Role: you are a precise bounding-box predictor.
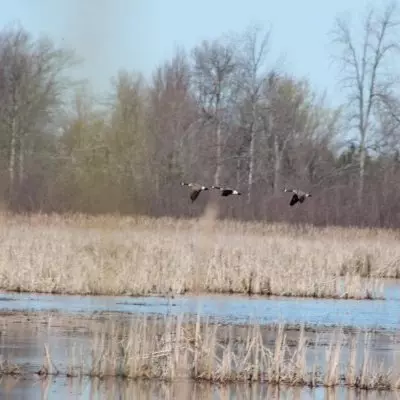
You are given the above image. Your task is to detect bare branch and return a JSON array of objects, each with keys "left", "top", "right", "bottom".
[{"left": 331, "top": 3, "right": 400, "bottom": 205}]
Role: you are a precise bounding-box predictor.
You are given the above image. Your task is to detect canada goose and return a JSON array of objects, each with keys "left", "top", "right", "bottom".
[
  {"left": 211, "top": 186, "right": 241, "bottom": 197},
  {"left": 284, "top": 188, "right": 312, "bottom": 206},
  {"left": 181, "top": 182, "right": 209, "bottom": 202}
]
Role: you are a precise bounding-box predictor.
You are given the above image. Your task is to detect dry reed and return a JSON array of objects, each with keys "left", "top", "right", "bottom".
[
  {"left": 59, "top": 316, "right": 400, "bottom": 390},
  {"left": 0, "top": 210, "right": 397, "bottom": 298},
  {"left": 0, "top": 313, "right": 399, "bottom": 391}
]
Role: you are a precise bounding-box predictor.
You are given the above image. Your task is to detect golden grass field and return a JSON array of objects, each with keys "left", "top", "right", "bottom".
[{"left": 0, "top": 207, "right": 398, "bottom": 298}]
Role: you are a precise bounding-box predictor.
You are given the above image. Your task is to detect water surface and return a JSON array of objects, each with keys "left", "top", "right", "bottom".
[
  {"left": 1, "top": 281, "right": 400, "bottom": 398},
  {"left": 0, "top": 377, "right": 398, "bottom": 400},
  {"left": 0, "top": 280, "right": 399, "bottom": 330}
]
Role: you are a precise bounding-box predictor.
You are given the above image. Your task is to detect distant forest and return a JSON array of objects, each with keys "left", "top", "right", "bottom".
[{"left": 1, "top": 3, "right": 400, "bottom": 228}]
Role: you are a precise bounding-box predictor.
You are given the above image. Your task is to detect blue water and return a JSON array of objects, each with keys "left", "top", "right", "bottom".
[{"left": 0, "top": 280, "right": 399, "bottom": 330}]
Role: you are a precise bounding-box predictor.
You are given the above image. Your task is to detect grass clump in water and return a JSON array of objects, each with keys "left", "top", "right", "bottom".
[{"left": 1, "top": 313, "right": 399, "bottom": 391}]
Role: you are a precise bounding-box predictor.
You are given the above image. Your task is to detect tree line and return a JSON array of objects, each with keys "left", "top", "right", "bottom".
[{"left": 1, "top": 3, "right": 400, "bottom": 228}]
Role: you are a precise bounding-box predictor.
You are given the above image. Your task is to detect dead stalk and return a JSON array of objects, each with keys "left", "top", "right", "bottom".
[{"left": 0, "top": 213, "right": 395, "bottom": 299}]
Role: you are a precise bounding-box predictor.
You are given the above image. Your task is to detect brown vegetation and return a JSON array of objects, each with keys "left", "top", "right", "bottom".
[
  {"left": 0, "top": 5, "right": 399, "bottom": 228},
  {"left": 0, "top": 312, "right": 399, "bottom": 391},
  {"left": 0, "top": 212, "right": 397, "bottom": 298}
]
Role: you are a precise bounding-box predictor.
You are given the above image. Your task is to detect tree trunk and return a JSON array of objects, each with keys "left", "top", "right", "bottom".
[
  {"left": 358, "top": 137, "right": 366, "bottom": 208},
  {"left": 270, "top": 112, "right": 281, "bottom": 196},
  {"left": 273, "top": 132, "right": 281, "bottom": 196},
  {"left": 236, "top": 157, "right": 241, "bottom": 189},
  {"left": 247, "top": 106, "right": 257, "bottom": 204},
  {"left": 19, "top": 135, "right": 25, "bottom": 186},
  {"left": 214, "top": 119, "right": 222, "bottom": 186},
  {"left": 8, "top": 118, "right": 17, "bottom": 204}
]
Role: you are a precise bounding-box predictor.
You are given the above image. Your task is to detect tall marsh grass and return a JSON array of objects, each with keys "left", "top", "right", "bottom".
[
  {"left": 1, "top": 313, "right": 399, "bottom": 390},
  {"left": 78, "top": 315, "right": 400, "bottom": 390},
  {"left": 0, "top": 210, "right": 398, "bottom": 298}
]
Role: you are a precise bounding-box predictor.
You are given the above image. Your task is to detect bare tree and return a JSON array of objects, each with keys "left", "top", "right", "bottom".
[
  {"left": 261, "top": 75, "right": 308, "bottom": 196},
  {"left": 235, "top": 24, "right": 271, "bottom": 204},
  {"left": 148, "top": 49, "right": 201, "bottom": 213},
  {"left": 107, "top": 70, "right": 150, "bottom": 212},
  {"left": 191, "top": 38, "right": 237, "bottom": 186},
  {"left": 3, "top": 20, "right": 400, "bottom": 226},
  {"left": 332, "top": 2, "right": 400, "bottom": 207},
  {"left": 57, "top": 85, "right": 110, "bottom": 212},
  {"left": 0, "top": 24, "right": 76, "bottom": 205}
]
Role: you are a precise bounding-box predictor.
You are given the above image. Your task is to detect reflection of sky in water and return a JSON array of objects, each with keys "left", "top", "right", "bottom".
[
  {"left": 0, "top": 281, "right": 399, "bottom": 330},
  {"left": 0, "top": 283, "right": 399, "bottom": 399},
  {"left": 0, "top": 377, "right": 396, "bottom": 400}
]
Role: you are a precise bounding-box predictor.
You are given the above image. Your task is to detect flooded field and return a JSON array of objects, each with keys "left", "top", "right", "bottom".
[
  {"left": 0, "top": 310, "right": 399, "bottom": 373},
  {"left": 0, "top": 281, "right": 399, "bottom": 398},
  {"left": 0, "top": 301, "right": 399, "bottom": 397},
  {"left": 0, "top": 279, "right": 399, "bottom": 330}
]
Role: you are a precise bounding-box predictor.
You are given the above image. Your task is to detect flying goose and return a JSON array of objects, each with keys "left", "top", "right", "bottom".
[
  {"left": 211, "top": 186, "right": 242, "bottom": 197},
  {"left": 181, "top": 182, "right": 209, "bottom": 202},
  {"left": 284, "top": 188, "right": 312, "bottom": 206}
]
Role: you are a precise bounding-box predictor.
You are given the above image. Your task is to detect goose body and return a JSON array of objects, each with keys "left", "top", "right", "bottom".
[
  {"left": 284, "top": 188, "right": 312, "bottom": 206},
  {"left": 211, "top": 186, "right": 241, "bottom": 197},
  {"left": 181, "top": 182, "right": 209, "bottom": 202}
]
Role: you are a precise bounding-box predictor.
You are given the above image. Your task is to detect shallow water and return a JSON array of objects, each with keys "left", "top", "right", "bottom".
[
  {"left": 0, "top": 280, "right": 399, "bottom": 330},
  {"left": 0, "top": 309, "right": 399, "bottom": 383},
  {"left": 0, "top": 281, "right": 400, "bottom": 398},
  {"left": 0, "top": 377, "right": 398, "bottom": 400}
]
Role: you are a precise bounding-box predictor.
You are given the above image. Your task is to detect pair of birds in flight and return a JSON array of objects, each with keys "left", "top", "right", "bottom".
[
  {"left": 181, "top": 182, "right": 312, "bottom": 206},
  {"left": 181, "top": 182, "right": 241, "bottom": 203}
]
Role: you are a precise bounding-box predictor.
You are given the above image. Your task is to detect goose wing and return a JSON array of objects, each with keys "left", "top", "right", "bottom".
[
  {"left": 290, "top": 194, "right": 299, "bottom": 206},
  {"left": 190, "top": 189, "right": 201, "bottom": 202},
  {"left": 221, "top": 189, "right": 233, "bottom": 196}
]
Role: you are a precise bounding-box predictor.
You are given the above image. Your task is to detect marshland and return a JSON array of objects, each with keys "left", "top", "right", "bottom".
[
  {"left": 0, "top": 212, "right": 397, "bottom": 299},
  {"left": 3, "top": 0, "right": 400, "bottom": 398},
  {"left": 0, "top": 212, "right": 400, "bottom": 399}
]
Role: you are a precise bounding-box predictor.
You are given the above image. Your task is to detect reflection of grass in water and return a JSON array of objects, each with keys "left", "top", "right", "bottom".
[
  {"left": 2, "top": 375, "right": 392, "bottom": 399},
  {"left": 0, "top": 313, "right": 399, "bottom": 391},
  {"left": 0, "top": 212, "right": 399, "bottom": 298}
]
